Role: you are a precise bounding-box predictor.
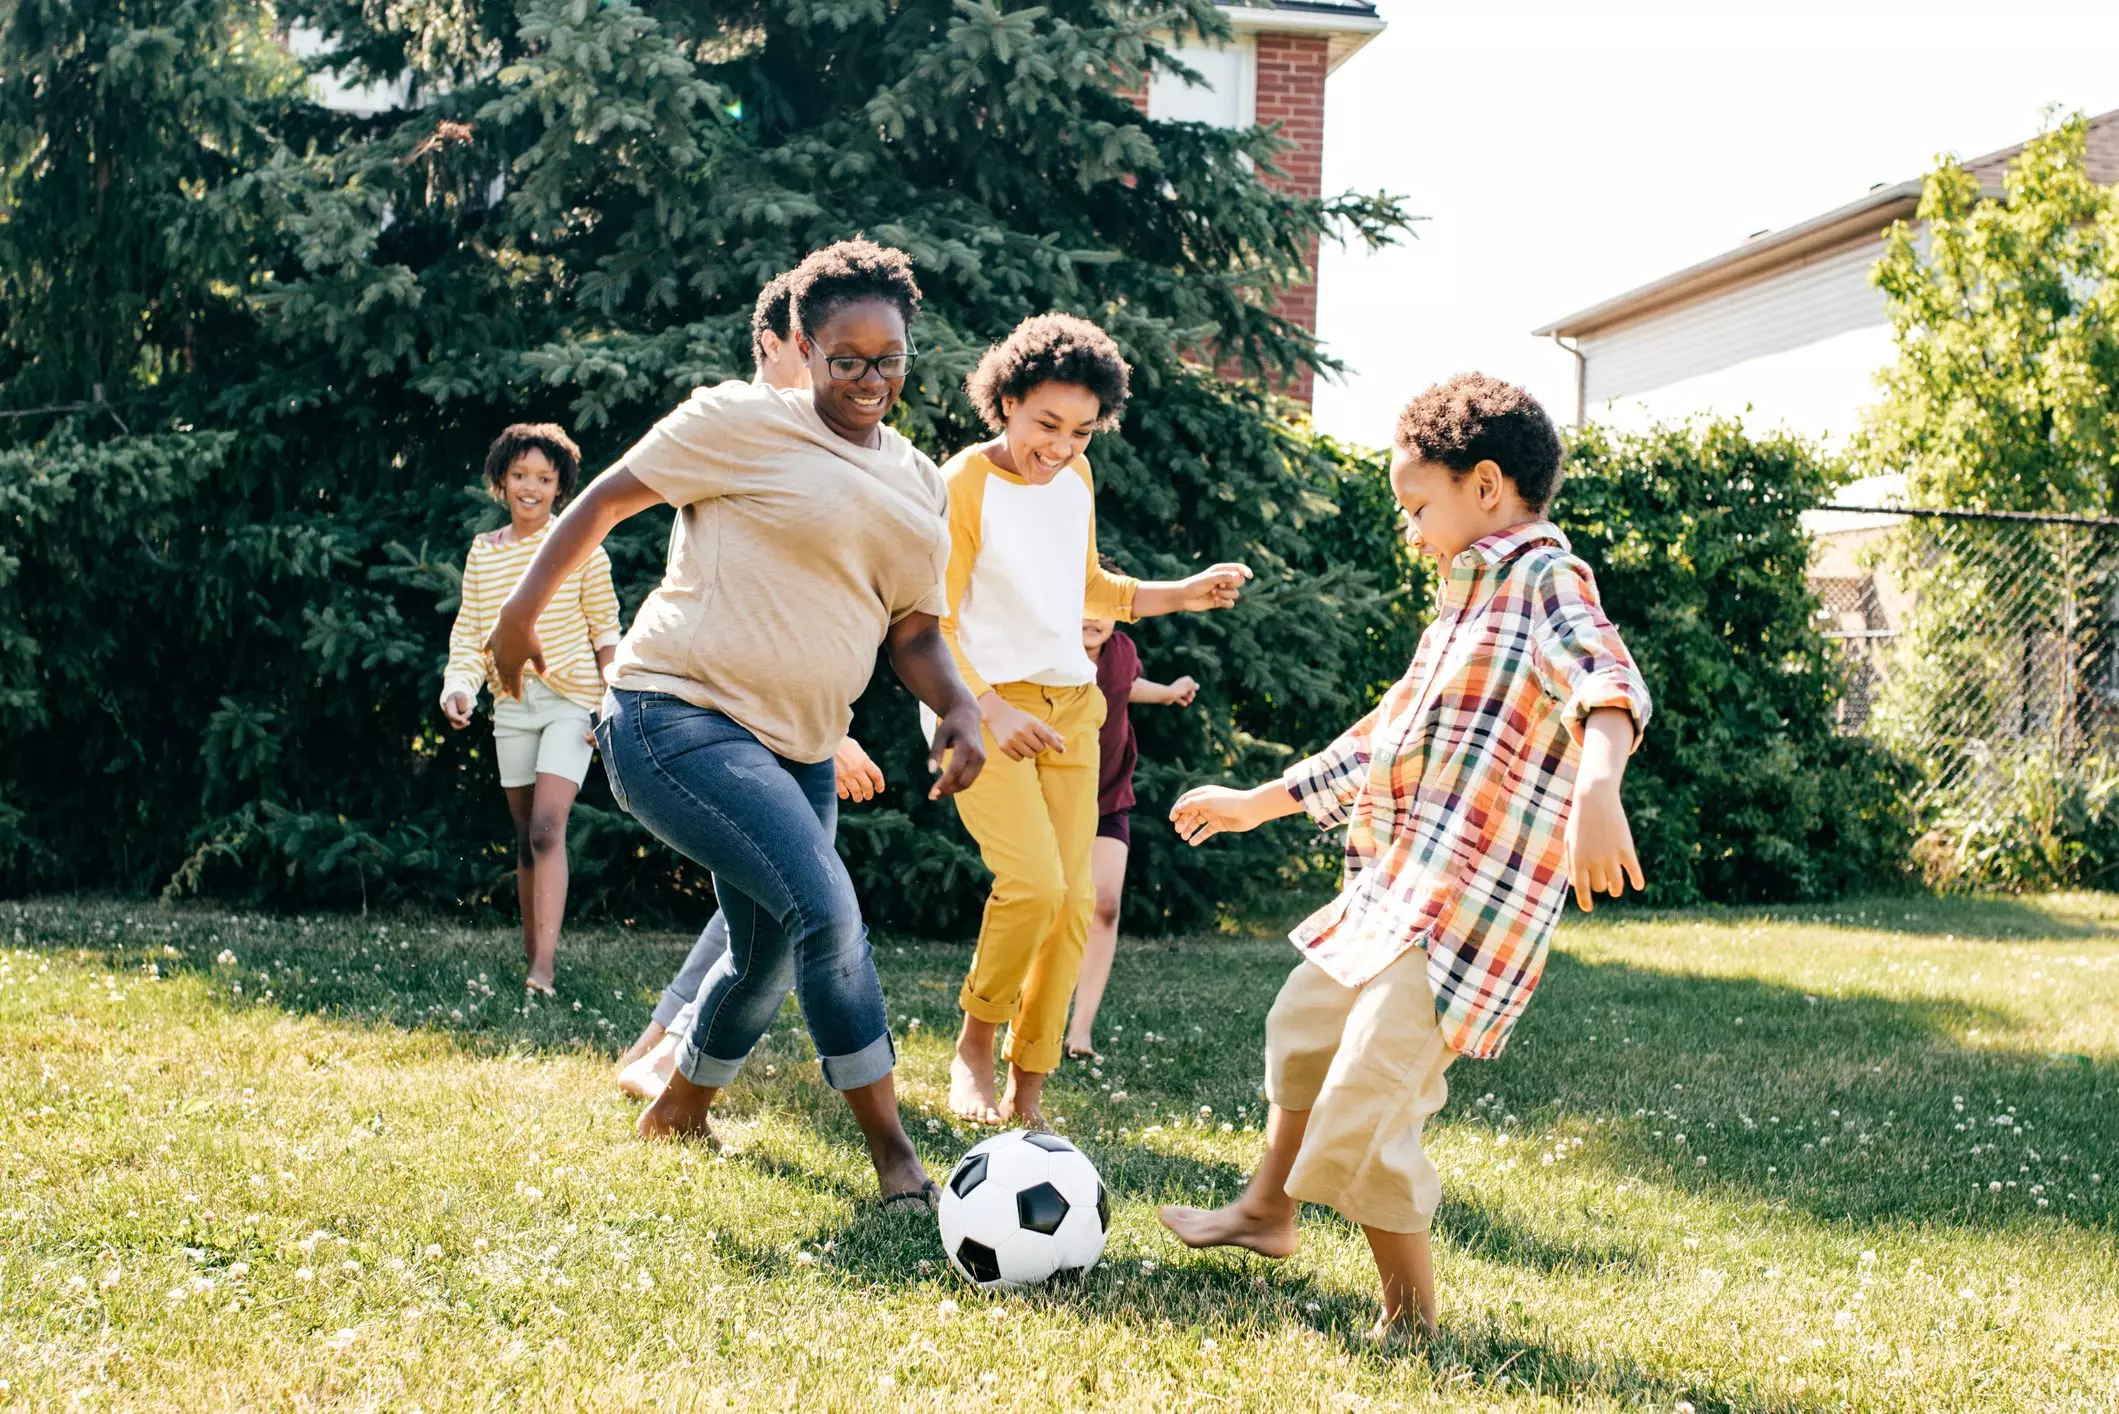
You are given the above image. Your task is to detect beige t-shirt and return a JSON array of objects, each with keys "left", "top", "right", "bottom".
[{"left": 607, "top": 381, "right": 950, "bottom": 762}]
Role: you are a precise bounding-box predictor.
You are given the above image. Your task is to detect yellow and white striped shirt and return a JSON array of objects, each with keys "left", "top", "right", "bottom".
[{"left": 441, "top": 523, "right": 621, "bottom": 713}]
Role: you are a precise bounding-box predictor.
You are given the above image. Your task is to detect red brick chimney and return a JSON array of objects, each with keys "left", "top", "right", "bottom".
[{"left": 1139, "top": 4, "right": 1384, "bottom": 406}]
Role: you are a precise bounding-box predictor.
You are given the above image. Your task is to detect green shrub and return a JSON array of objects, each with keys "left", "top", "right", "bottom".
[
  {"left": 1556, "top": 421, "right": 1915, "bottom": 903},
  {"left": 1915, "top": 753, "right": 2119, "bottom": 892}
]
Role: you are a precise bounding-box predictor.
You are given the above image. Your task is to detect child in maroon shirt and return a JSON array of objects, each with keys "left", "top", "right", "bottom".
[{"left": 1066, "top": 614, "right": 1199, "bottom": 1058}]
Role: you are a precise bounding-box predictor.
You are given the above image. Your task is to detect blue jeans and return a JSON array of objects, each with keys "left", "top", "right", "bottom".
[
  {"left": 597, "top": 690, "right": 895, "bottom": 1091},
  {"left": 653, "top": 913, "right": 730, "bottom": 1030}
]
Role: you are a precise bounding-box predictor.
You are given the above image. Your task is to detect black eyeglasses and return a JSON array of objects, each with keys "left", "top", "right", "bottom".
[{"left": 823, "top": 351, "right": 917, "bottom": 381}]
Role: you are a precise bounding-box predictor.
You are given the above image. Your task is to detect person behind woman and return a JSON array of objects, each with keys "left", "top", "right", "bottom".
[
  {"left": 612, "top": 268, "right": 889, "bottom": 1101},
  {"left": 937, "top": 313, "right": 1250, "bottom": 1127},
  {"left": 489, "top": 239, "right": 983, "bottom": 1209},
  {"left": 441, "top": 423, "right": 618, "bottom": 997},
  {"left": 1062, "top": 606, "right": 1200, "bottom": 1060}
]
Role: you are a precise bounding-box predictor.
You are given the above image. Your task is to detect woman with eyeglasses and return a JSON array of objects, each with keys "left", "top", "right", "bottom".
[
  {"left": 487, "top": 239, "right": 984, "bottom": 1212},
  {"left": 933, "top": 313, "right": 1251, "bottom": 1129}
]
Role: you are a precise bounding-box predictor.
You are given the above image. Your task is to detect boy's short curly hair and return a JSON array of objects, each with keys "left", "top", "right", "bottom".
[
  {"left": 965, "top": 313, "right": 1130, "bottom": 432},
  {"left": 483, "top": 423, "right": 582, "bottom": 507},
  {"left": 749, "top": 271, "right": 796, "bottom": 367},
  {"left": 1394, "top": 373, "right": 1564, "bottom": 511},
  {"left": 787, "top": 238, "right": 922, "bottom": 342}
]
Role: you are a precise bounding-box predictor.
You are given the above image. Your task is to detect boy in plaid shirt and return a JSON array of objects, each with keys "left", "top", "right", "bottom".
[{"left": 1159, "top": 374, "right": 1652, "bottom": 1344}]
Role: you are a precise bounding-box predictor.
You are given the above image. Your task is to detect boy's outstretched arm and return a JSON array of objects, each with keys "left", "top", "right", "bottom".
[
  {"left": 1567, "top": 708, "right": 1644, "bottom": 910},
  {"left": 1170, "top": 780, "right": 1303, "bottom": 846}
]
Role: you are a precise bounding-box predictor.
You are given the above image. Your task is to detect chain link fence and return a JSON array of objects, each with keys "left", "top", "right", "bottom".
[{"left": 1809, "top": 505, "right": 2119, "bottom": 810}]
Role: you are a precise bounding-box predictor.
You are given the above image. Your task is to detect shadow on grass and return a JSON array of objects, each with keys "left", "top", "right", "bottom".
[{"left": 1601, "top": 892, "right": 2119, "bottom": 942}]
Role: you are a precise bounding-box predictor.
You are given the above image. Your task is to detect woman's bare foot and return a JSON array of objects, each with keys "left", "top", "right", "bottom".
[
  {"left": 1158, "top": 1196, "right": 1300, "bottom": 1259},
  {"left": 525, "top": 975, "right": 556, "bottom": 999},
  {"left": 1364, "top": 1311, "right": 1436, "bottom": 1347},
  {"left": 617, "top": 1021, "right": 667, "bottom": 1069},
  {"left": 637, "top": 1071, "right": 721, "bottom": 1145},
  {"left": 1000, "top": 1065, "right": 1048, "bottom": 1130},
  {"left": 617, "top": 1033, "right": 679, "bottom": 1101},
  {"left": 950, "top": 1017, "right": 1003, "bottom": 1124}
]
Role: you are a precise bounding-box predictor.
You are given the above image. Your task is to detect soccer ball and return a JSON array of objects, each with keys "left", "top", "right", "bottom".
[{"left": 937, "top": 1130, "right": 1109, "bottom": 1289}]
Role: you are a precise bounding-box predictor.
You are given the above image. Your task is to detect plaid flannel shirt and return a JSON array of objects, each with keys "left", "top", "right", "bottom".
[{"left": 1282, "top": 522, "right": 1651, "bottom": 1059}]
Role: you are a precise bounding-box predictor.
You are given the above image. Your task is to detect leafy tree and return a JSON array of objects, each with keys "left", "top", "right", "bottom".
[
  {"left": 0, "top": 0, "right": 1418, "bottom": 931},
  {"left": 1864, "top": 113, "right": 2119, "bottom": 512}
]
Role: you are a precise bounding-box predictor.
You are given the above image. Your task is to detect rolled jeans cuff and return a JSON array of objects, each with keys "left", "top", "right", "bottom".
[
  {"left": 676, "top": 1037, "right": 747, "bottom": 1090},
  {"left": 678, "top": 1030, "right": 896, "bottom": 1093},
  {"left": 652, "top": 988, "right": 690, "bottom": 1030},
  {"left": 820, "top": 1031, "right": 897, "bottom": 1092}
]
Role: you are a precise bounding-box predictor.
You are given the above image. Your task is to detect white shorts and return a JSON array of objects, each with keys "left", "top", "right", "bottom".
[{"left": 492, "top": 677, "right": 596, "bottom": 788}]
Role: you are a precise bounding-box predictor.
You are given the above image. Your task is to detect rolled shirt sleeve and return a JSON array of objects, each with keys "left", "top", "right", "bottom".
[
  {"left": 1281, "top": 702, "right": 1384, "bottom": 831},
  {"left": 1528, "top": 556, "right": 1652, "bottom": 749}
]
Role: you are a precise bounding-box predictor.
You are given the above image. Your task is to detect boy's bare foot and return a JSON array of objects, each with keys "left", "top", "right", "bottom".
[
  {"left": 637, "top": 1071, "right": 721, "bottom": 1146},
  {"left": 617, "top": 1021, "right": 667, "bottom": 1069},
  {"left": 1364, "top": 1311, "right": 1436, "bottom": 1348},
  {"left": 1158, "top": 1198, "right": 1300, "bottom": 1259},
  {"left": 1000, "top": 1065, "right": 1049, "bottom": 1131},
  {"left": 616, "top": 1033, "right": 679, "bottom": 1101}
]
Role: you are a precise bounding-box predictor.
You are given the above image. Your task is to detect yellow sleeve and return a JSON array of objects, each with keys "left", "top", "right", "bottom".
[
  {"left": 937, "top": 455, "right": 993, "bottom": 699},
  {"left": 441, "top": 539, "right": 492, "bottom": 706},
  {"left": 1080, "top": 461, "right": 1139, "bottom": 622},
  {"left": 581, "top": 545, "right": 622, "bottom": 650}
]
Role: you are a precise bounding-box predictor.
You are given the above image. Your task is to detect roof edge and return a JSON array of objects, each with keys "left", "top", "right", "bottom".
[
  {"left": 1221, "top": 4, "right": 1385, "bottom": 72},
  {"left": 1532, "top": 180, "right": 1925, "bottom": 339}
]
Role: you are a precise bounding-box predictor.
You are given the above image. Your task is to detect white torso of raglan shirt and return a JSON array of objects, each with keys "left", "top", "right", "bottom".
[{"left": 957, "top": 464, "right": 1099, "bottom": 689}]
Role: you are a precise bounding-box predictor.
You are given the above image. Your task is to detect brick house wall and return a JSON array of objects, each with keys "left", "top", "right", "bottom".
[{"left": 1251, "top": 32, "right": 1330, "bottom": 403}]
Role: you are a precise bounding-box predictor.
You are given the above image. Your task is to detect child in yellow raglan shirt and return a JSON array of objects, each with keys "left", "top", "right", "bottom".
[
  {"left": 935, "top": 314, "right": 1251, "bottom": 1128},
  {"left": 440, "top": 423, "right": 619, "bottom": 997}
]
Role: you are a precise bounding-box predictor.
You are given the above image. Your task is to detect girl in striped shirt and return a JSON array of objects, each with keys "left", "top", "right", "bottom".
[{"left": 440, "top": 423, "right": 620, "bottom": 997}]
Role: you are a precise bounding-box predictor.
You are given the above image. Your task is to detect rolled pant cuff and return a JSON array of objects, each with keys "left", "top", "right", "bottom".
[
  {"left": 958, "top": 986, "right": 1018, "bottom": 1027},
  {"left": 819, "top": 1032, "right": 896, "bottom": 1091},
  {"left": 1002, "top": 1032, "right": 1062, "bottom": 1075},
  {"left": 652, "top": 989, "right": 690, "bottom": 1030},
  {"left": 676, "top": 1040, "right": 746, "bottom": 1089}
]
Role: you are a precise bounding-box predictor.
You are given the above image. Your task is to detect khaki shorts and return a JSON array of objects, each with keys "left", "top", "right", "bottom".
[
  {"left": 1265, "top": 947, "right": 1457, "bottom": 1234},
  {"left": 492, "top": 677, "right": 595, "bottom": 788}
]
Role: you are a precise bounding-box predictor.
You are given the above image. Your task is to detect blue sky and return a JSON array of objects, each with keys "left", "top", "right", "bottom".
[{"left": 1310, "top": 0, "right": 2119, "bottom": 446}]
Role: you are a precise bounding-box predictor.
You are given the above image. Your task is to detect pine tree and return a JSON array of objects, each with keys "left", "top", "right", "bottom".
[{"left": 0, "top": 0, "right": 1418, "bottom": 929}]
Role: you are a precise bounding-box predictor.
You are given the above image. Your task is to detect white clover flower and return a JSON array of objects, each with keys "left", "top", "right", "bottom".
[{"left": 215, "top": 949, "right": 237, "bottom": 966}]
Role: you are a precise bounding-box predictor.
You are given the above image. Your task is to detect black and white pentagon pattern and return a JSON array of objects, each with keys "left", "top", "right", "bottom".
[{"left": 936, "top": 1130, "right": 1109, "bottom": 1289}]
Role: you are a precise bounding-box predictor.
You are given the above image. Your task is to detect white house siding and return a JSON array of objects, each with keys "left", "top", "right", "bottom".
[
  {"left": 1577, "top": 232, "right": 1897, "bottom": 408},
  {"left": 1149, "top": 36, "right": 1257, "bottom": 128},
  {"left": 1594, "top": 323, "right": 1900, "bottom": 446}
]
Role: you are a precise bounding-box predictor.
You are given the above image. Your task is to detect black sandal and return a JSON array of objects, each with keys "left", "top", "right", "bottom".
[{"left": 879, "top": 1178, "right": 941, "bottom": 1214}]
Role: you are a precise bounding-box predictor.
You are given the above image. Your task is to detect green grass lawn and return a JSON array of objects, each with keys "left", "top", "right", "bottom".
[{"left": 3, "top": 894, "right": 2116, "bottom": 1410}]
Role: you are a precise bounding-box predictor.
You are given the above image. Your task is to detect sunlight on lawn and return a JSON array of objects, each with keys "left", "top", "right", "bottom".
[{"left": 2, "top": 896, "right": 2115, "bottom": 1410}]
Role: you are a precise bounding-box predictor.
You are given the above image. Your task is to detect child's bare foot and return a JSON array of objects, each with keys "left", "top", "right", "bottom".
[
  {"left": 617, "top": 1021, "right": 667, "bottom": 1069},
  {"left": 525, "top": 974, "right": 556, "bottom": 999},
  {"left": 1364, "top": 1311, "right": 1436, "bottom": 1348},
  {"left": 1000, "top": 1065, "right": 1049, "bottom": 1130},
  {"left": 950, "top": 1020, "right": 1004, "bottom": 1124},
  {"left": 636, "top": 1072, "right": 721, "bottom": 1146},
  {"left": 616, "top": 1033, "right": 679, "bottom": 1100},
  {"left": 1158, "top": 1197, "right": 1300, "bottom": 1259}
]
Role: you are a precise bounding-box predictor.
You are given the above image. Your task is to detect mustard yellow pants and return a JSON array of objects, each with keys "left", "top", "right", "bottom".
[{"left": 952, "top": 681, "right": 1105, "bottom": 1075}]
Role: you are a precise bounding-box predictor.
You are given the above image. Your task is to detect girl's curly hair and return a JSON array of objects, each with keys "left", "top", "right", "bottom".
[{"left": 965, "top": 313, "right": 1130, "bottom": 432}]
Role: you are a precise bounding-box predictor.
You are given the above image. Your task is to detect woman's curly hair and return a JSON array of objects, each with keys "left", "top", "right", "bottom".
[
  {"left": 482, "top": 423, "right": 582, "bottom": 507},
  {"left": 787, "top": 238, "right": 922, "bottom": 341},
  {"left": 1393, "top": 372, "right": 1564, "bottom": 511},
  {"left": 965, "top": 313, "right": 1130, "bottom": 432}
]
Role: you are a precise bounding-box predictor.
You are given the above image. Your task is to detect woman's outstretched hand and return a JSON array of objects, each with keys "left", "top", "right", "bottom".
[{"left": 484, "top": 615, "right": 545, "bottom": 701}]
